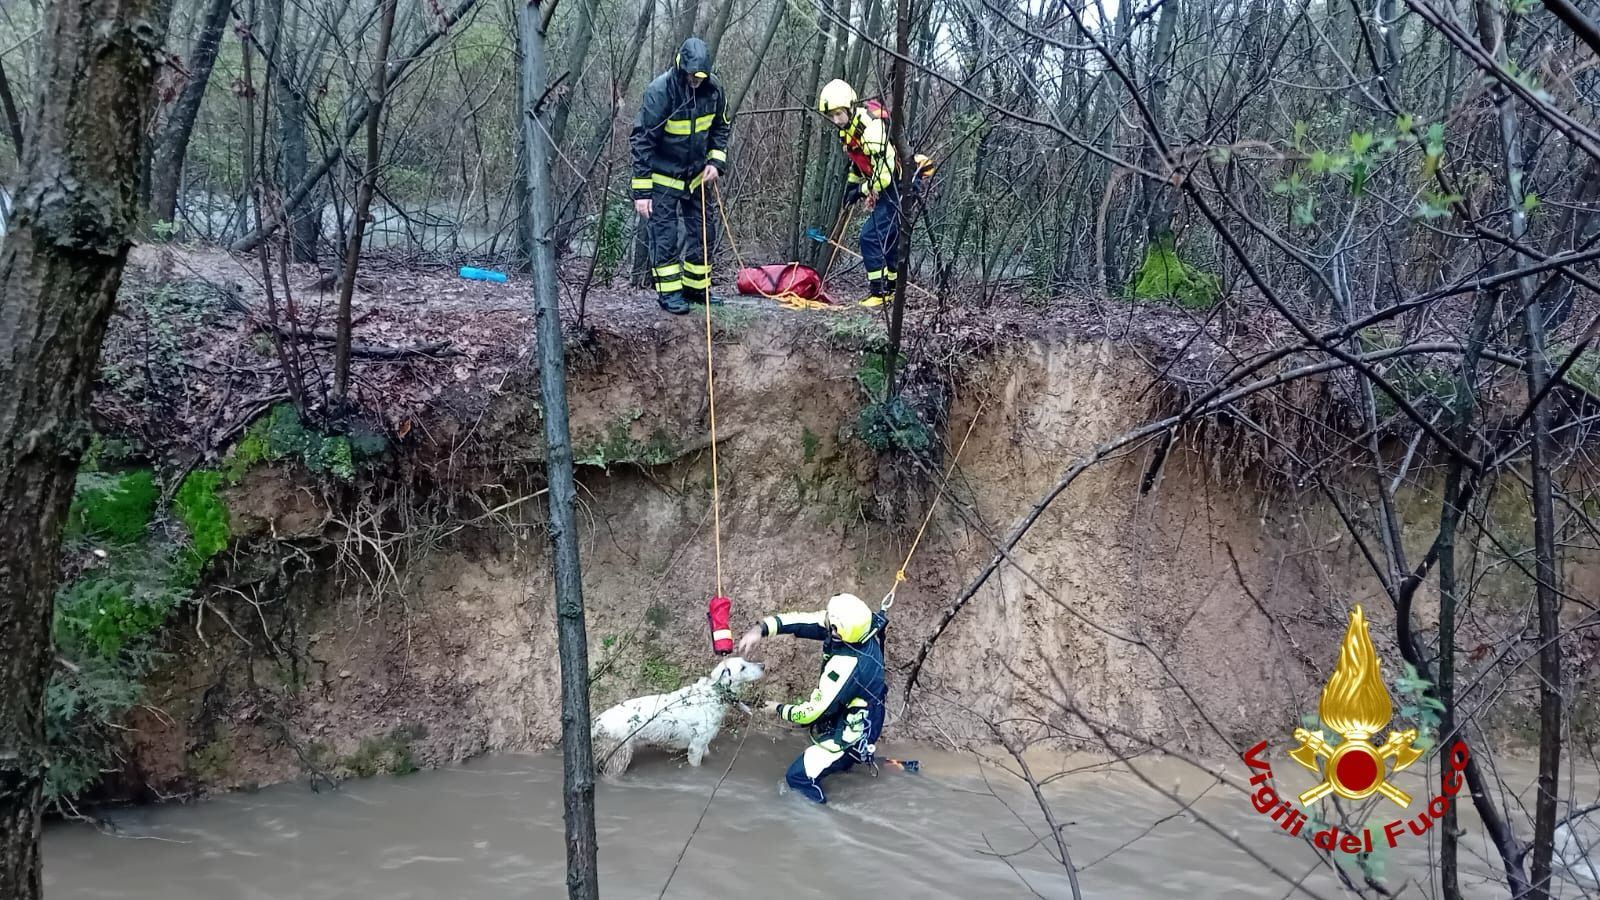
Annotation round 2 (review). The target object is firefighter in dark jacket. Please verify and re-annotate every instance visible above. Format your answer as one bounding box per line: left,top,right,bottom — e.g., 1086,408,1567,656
735,592,888,805
631,37,732,315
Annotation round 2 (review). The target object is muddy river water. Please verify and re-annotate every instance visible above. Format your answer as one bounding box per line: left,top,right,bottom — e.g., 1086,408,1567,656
44,736,1544,899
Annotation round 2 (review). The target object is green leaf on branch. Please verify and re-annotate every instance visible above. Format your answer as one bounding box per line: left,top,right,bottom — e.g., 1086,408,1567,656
1416,191,1462,220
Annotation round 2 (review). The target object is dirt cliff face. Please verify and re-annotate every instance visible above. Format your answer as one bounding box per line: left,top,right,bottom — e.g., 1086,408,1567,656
115,307,1352,798
107,260,1591,801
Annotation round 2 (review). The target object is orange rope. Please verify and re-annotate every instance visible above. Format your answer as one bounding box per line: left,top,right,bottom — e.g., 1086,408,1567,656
710,184,841,311
880,400,984,610
700,179,724,599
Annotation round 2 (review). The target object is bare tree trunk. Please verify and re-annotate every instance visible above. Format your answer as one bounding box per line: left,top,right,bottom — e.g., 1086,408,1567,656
147,0,233,224
704,0,739,62
259,0,318,263
520,1,599,897
332,0,398,405
1437,283,1499,900
1520,207,1563,900
277,64,318,262
846,0,882,83
788,0,832,261
800,0,851,268
1140,0,1179,240
242,4,308,414
0,58,23,159
673,0,703,48
548,0,599,148
1473,4,1562,894
1098,0,1133,288
1546,156,1600,330
729,0,786,117
552,0,655,254
883,0,911,396
512,0,535,267
227,0,481,254
0,0,162,895
1377,0,1404,78
806,0,854,268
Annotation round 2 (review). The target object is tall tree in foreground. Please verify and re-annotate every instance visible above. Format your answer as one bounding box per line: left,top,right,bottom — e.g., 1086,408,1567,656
0,0,165,895
518,0,600,897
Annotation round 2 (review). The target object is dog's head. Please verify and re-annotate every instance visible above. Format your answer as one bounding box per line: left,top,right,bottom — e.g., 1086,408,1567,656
710,656,764,688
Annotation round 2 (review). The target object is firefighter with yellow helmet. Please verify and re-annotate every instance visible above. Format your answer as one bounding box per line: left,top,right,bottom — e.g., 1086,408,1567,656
816,78,934,308
736,592,888,804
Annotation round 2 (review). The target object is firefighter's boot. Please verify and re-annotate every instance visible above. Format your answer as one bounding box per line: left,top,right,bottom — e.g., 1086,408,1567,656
858,277,891,308
658,290,690,315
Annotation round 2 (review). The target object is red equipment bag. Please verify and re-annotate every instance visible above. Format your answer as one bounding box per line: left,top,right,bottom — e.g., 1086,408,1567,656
736,263,832,304
707,596,733,655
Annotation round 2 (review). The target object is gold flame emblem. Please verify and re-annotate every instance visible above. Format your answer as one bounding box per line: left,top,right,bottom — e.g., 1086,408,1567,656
1289,604,1425,807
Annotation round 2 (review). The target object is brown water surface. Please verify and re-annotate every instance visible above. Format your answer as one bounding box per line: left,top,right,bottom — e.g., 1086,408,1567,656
44,738,1536,899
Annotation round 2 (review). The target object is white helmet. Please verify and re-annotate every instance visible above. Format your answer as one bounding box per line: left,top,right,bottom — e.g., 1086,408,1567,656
818,78,857,114
826,592,873,644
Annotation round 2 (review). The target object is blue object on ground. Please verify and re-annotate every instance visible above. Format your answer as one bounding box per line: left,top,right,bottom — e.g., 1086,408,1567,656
459,266,508,283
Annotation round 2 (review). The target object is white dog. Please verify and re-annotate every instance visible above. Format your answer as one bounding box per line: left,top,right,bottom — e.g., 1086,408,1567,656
591,656,764,778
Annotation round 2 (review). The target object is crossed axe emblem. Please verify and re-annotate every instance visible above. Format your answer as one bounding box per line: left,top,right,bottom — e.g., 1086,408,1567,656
1288,727,1425,807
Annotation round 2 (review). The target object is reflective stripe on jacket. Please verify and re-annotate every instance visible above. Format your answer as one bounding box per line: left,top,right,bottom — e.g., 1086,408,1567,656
765,609,888,750
629,41,731,199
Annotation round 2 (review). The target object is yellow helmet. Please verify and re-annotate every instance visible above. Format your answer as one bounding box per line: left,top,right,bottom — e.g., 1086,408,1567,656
826,592,873,644
818,78,857,114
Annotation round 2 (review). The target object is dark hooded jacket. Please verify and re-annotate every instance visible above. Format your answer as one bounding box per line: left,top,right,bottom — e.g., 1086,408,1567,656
630,38,732,199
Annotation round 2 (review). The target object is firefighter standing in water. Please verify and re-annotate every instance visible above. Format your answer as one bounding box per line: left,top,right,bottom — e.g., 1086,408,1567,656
631,37,732,315
816,78,932,308
735,592,888,804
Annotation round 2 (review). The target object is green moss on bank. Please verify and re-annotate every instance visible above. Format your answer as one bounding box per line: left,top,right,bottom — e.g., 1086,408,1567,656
1128,234,1222,310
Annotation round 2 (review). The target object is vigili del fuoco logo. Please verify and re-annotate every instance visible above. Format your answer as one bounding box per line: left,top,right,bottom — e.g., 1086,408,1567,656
1241,604,1471,854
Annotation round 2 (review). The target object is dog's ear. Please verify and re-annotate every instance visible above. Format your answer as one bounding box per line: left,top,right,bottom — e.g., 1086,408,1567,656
716,665,732,684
